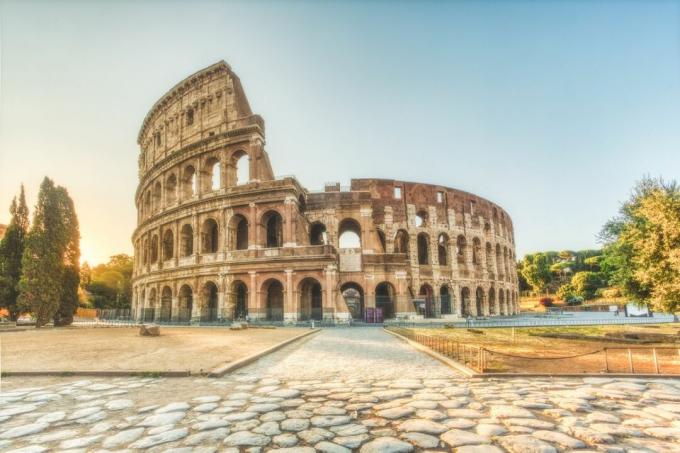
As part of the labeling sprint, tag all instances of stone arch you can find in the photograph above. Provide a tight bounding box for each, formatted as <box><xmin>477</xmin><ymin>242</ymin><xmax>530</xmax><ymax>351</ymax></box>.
<box><xmin>417</xmin><ymin>233</ymin><xmax>430</xmax><ymax>265</ymax></box>
<box><xmin>262</xmin><ymin>279</ymin><xmax>284</xmax><ymax>321</ymax></box>
<box><xmin>160</xmin><ymin>286</ymin><xmax>173</xmax><ymax>322</ymax></box>
<box><xmin>228</xmin><ymin>214</ymin><xmax>249</xmax><ymax>250</ymax></box>
<box><xmin>472</xmin><ymin>237</ymin><xmax>482</xmax><ymax>268</ymax></box>
<box><xmin>460</xmin><ymin>287</ymin><xmax>471</xmax><ymax>317</ymax></box>
<box><xmin>231</xmin><ymin>149</ymin><xmax>250</xmax><ymax>186</ymax></box>
<box><xmin>438</xmin><ymin>233</ymin><xmax>449</xmax><ymax>266</ymax></box>
<box><xmin>340</xmin><ymin>282</ymin><xmax>364</xmax><ymax>320</ymax></box>
<box><xmin>375</xmin><ymin>281</ymin><xmax>396</xmax><ymax>320</ymax></box>
<box><xmin>338</xmin><ymin>218</ymin><xmax>362</xmax><ymax>249</ymax></box>
<box><xmin>201</xmin><ymin>281</ymin><xmax>219</xmax><ymax>322</ymax></box>
<box><xmin>181</xmin><ymin>165</ymin><xmax>197</xmax><ymax>198</ymax></box>
<box><xmin>178</xmin><ymin>284</ymin><xmax>193</xmax><ymax>322</ymax></box>
<box><xmin>152</xmin><ymin>181</ymin><xmax>162</xmax><ymax>212</ymax></box>
<box><xmin>418</xmin><ymin>283</ymin><xmax>435</xmax><ymax>318</ymax></box>
<box><xmin>147</xmin><ymin>287</ymin><xmax>157</xmax><ymax>321</ymax></box>
<box><xmin>440</xmin><ymin>285</ymin><xmax>452</xmax><ymax>315</ymax></box>
<box><xmin>456</xmin><ymin>235</ymin><xmax>467</xmax><ymax>264</ymax></box>
<box><xmin>202</xmin><ymin>156</ymin><xmax>221</xmax><ymax>192</ymax></box>
<box><xmin>165</xmin><ymin>173</ymin><xmax>178</xmax><ymax>206</ymax></box>
<box><xmin>162</xmin><ymin>229</ymin><xmax>174</xmax><ymax>261</ymax></box>
<box><xmin>476</xmin><ymin>287</ymin><xmax>486</xmax><ymax>316</ymax></box>
<box><xmin>150</xmin><ymin>234</ymin><xmax>159</xmax><ymax>263</ymax></box>
<box><xmin>394</xmin><ymin>229</ymin><xmax>410</xmax><ymax>255</ymax></box>
<box><xmin>231</xmin><ymin>280</ymin><xmax>248</xmax><ymax>320</ymax></box>
<box><xmin>180</xmin><ymin>223</ymin><xmax>193</xmax><ymax>257</ymax></box>
<box><xmin>310</xmin><ymin>222</ymin><xmax>327</xmax><ymax>246</ymax></box>
<box><xmin>488</xmin><ymin>287</ymin><xmax>497</xmax><ymax>315</ymax></box>
<box><xmin>261</xmin><ymin>210</ymin><xmax>283</xmax><ymax>248</ymax></box>
<box><xmin>201</xmin><ymin>218</ymin><xmax>219</xmax><ymax>253</ymax></box>
<box><xmin>298</xmin><ymin>277</ymin><xmax>323</xmax><ymax>321</ymax></box>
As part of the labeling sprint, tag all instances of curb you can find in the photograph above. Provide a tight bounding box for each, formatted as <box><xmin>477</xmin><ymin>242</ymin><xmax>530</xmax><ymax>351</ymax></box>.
<box><xmin>207</xmin><ymin>328</ymin><xmax>321</xmax><ymax>377</ymax></box>
<box><xmin>1</xmin><ymin>370</ymin><xmax>191</xmax><ymax>377</ymax></box>
<box><xmin>383</xmin><ymin>328</ymin><xmax>478</xmax><ymax>377</ymax></box>
<box><xmin>473</xmin><ymin>373</ymin><xmax>680</xmax><ymax>379</ymax></box>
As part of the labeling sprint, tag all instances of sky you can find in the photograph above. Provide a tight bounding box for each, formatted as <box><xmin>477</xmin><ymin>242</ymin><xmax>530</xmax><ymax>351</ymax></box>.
<box><xmin>1</xmin><ymin>0</ymin><xmax>679</xmax><ymax>265</ymax></box>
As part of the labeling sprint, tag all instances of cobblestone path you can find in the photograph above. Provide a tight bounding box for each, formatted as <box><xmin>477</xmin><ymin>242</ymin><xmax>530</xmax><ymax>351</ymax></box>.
<box><xmin>1</xmin><ymin>328</ymin><xmax>680</xmax><ymax>452</ymax></box>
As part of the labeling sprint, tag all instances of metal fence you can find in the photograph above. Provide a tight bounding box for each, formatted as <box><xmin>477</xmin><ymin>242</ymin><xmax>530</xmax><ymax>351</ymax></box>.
<box><xmin>388</xmin><ymin>327</ymin><xmax>680</xmax><ymax>375</ymax></box>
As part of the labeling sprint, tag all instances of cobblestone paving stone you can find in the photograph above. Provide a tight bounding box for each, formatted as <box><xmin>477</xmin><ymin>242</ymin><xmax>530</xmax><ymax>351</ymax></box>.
<box><xmin>1</xmin><ymin>328</ymin><xmax>680</xmax><ymax>452</ymax></box>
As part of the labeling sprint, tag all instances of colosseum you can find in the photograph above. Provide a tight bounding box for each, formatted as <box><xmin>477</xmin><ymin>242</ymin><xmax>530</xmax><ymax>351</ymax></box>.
<box><xmin>131</xmin><ymin>61</ymin><xmax>519</xmax><ymax>324</ymax></box>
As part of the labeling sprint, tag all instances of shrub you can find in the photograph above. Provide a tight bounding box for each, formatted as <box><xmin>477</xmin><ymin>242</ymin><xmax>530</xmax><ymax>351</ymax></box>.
<box><xmin>571</xmin><ymin>271</ymin><xmax>602</xmax><ymax>300</ymax></box>
<box><xmin>539</xmin><ymin>297</ymin><xmax>554</xmax><ymax>307</ymax></box>
<box><xmin>565</xmin><ymin>295</ymin><xmax>583</xmax><ymax>305</ymax></box>
<box><xmin>557</xmin><ymin>283</ymin><xmax>575</xmax><ymax>301</ymax></box>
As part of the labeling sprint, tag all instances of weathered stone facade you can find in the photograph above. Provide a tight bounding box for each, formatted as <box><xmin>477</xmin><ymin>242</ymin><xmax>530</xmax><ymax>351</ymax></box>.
<box><xmin>131</xmin><ymin>61</ymin><xmax>519</xmax><ymax>323</ymax></box>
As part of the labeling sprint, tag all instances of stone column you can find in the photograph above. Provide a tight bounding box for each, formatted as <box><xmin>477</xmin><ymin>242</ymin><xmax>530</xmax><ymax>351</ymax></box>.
<box><xmin>284</xmin><ymin>269</ymin><xmax>295</xmax><ymax>323</ymax></box>
<box><xmin>249</xmin><ymin>271</ymin><xmax>258</xmax><ymax>319</ymax></box>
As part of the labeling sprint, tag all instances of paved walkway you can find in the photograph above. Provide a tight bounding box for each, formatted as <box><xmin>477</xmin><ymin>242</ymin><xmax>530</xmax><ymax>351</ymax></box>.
<box><xmin>2</xmin><ymin>328</ymin><xmax>680</xmax><ymax>452</ymax></box>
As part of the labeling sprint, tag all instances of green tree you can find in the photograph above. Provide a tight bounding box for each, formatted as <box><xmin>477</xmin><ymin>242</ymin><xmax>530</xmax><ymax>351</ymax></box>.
<box><xmin>571</xmin><ymin>271</ymin><xmax>601</xmax><ymax>300</ymax></box>
<box><xmin>520</xmin><ymin>253</ymin><xmax>552</xmax><ymax>293</ymax></box>
<box><xmin>85</xmin><ymin>254</ymin><xmax>133</xmax><ymax>309</ymax></box>
<box><xmin>601</xmin><ymin>177</ymin><xmax>680</xmax><ymax>311</ymax></box>
<box><xmin>0</xmin><ymin>185</ymin><xmax>29</xmax><ymax>320</ymax></box>
<box><xmin>18</xmin><ymin>178</ymin><xmax>81</xmax><ymax>327</ymax></box>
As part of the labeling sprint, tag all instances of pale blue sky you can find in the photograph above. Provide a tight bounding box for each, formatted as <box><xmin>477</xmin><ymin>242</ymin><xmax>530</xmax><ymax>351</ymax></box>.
<box><xmin>1</xmin><ymin>0</ymin><xmax>679</xmax><ymax>264</ymax></box>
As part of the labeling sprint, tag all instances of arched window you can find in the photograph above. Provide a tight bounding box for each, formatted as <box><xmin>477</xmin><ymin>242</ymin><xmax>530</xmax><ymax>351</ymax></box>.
<box><xmin>472</xmin><ymin>238</ymin><xmax>482</xmax><ymax>267</ymax></box>
<box><xmin>152</xmin><ymin>181</ymin><xmax>162</xmax><ymax>212</ymax></box>
<box><xmin>228</xmin><ymin>214</ymin><xmax>249</xmax><ymax>250</ymax></box>
<box><xmin>150</xmin><ymin>234</ymin><xmax>159</xmax><ymax>263</ymax></box>
<box><xmin>417</xmin><ymin>233</ymin><xmax>429</xmax><ymax>265</ymax></box>
<box><xmin>165</xmin><ymin>174</ymin><xmax>177</xmax><ymax>206</ymax></box>
<box><xmin>310</xmin><ymin>222</ymin><xmax>327</xmax><ymax>246</ymax></box>
<box><xmin>232</xmin><ymin>281</ymin><xmax>248</xmax><ymax>319</ymax></box>
<box><xmin>178</xmin><ymin>285</ymin><xmax>193</xmax><ymax>322</ymax></box>
<box><xmin>488</xmin><ymin>288</ymin><xmax>496</xmax><ymax>315</ymax></box>
<box><xmin>201</xmin><ymin>218</ymin><xmax>219</xmax><ymax>253</ymax></box>
<box><xmin>180</xmin><ymin>224</ymin><xmax>193</xmax><ymax>257</ymax></box>
<box><xmin>456</xmin><ymin>235</ymin><xmax>467</xmax><ymax>264</ymax></box>
<box><xmin>162</xmin><ymin>229</ymin><xmax>173</xmax><ymax>261</ymax></box>
<box><xmin>341</xmin><ymin>282</ymin><xmax>364</xmax><ymax>320</ymax></box>
<box><xmin>262</xmin><ymin>211</ymin><xmax>283</xmax><ymax>248</ymax></box>
<box><xmin>440</xmin><ymin>286</ymin><xmax>452</xmax><ymax>315</ymax></box>
<box><xmin>182</xmin><ymin>165</ymin><xmax>196</xmax><ymax>198</ymax></box>
<box><xmin>210</xmin><ymin>160</ymin><xmax>221</xmax><ymax>191</ymax></box>
<box><xmin>461</xmin><ymin>287</ymin><xmax>471</xmax><ymax>316</ymax></box>
<box><xmin>233</xmin><ymin>151</ymin><xmax>249</xmax><ymax>185</ymax></box>
<box><xmin>299</xmin><ymin>278</ymin><xmax>323</xmax><ymax>321</ymax></box>
<box><xmin>438</xmin><ymin>234</ymin><xmax>449</xmax><ymax>266</ymax></box>
<box><xmin>264</xmin><ymin>279</ymin><xmax>284</xmax><ymax>321</ymax></box>
<box><xmin>142</xmin><ymin>238</ymin><xmax>149</xmax><ymax>264</ymax></box>
<box><xmin>394</xmin><ymin>229</ymin><xmax>409</xmax><ymax>255</ymax></box>
<box><xmin>338</xmin><ymin>219</ymin><xmax>361</xmax><ymax>249</ymax></box>
<box><xmin>415</xmin><ymin>211</ymin><xmax>427</xmax><ymax>228</ymax></box>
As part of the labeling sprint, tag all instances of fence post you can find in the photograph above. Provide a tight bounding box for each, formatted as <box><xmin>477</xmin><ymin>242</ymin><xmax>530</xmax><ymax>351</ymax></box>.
<box><xmin>628</xmin><ymin>348</ymin><xmax>634</xmax><ymax>373</ymax></box>
<box><xmin>604</xmin><ymin>348</ymin><xmax>609</xmax><ymax>373</ymax></box>
<box><xmin>653</xmin><ymin>348</ymin><xmax>659</xmax><ymax>374</ymax></box>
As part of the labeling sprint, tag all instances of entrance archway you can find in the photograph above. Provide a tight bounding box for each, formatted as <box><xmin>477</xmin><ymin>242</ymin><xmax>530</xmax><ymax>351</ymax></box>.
<box><xmin>160</xmin><ymin>286</ymin><xmax>172</xmax><ymax>322</ymax></box>
<box><xmin>418</xmin><ymin>284</ymin><xmax>435</xmax><ymax>318</ymax></box>
<box><xmin>440</xmin><ymin>285</ymin><xmax>452</xmax><ymax>315</ymax></box>
<box><xmin>178</xmin><ymin>285</ymin><xmax>193</xmax><ymax>322</ymax></box>
<box><xmin>201</xmin><ymin>282</ymin><xmax>219</xmax><ymax>322</ymax></box>
<box><xmin>299</xmin><ymin>278</ymin><xmax>322</xmax><ymax>321</ymax></box>
<box><xmin>340</xmin><ymin>282</ymin><xmax>364</xmax><ymax>320</ymax></box>
<box><xmin>232</xmin><ymin>281</ymin><xmax>248</xmax><ymax>320</ymax></box>
<box><xmin>476</xmin><ymin>287</ymin><xmax>485</xmax><ymax>316</ymax></box>
<box><xmin>375</xmin><ymin>282</ymin><xmax>396</xmax><ymax>320</ymax></box>
<box><xmin>264</xmin><ymin>279</ymin><xmax>284</xmax><ymax>321</ymax></box>
<box><xmin>461</xmin><ymin>287</ymin><xmax>471</xmax><ymax>317</ymax></box>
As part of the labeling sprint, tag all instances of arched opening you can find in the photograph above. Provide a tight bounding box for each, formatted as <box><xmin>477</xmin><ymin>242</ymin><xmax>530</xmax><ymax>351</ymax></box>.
<box><xmin>461</xmin><ymin>287</ymin><xmax>471</xmax><ymax>317</ymax></box>
<box><xmin>146</xmin><ymin>288</ymin><xmax>157</xmax><ymax>322</ymax></box>
<box><xmin>142</xmin><ymin>238</ymin><xmax>149</xmax><ymax>264</ymax></box>
<box><xmin>201</xmin><ymin>157</ymin><xmax>220</xmax><ymax>193</ymax></box>
<box><xmin>201</xmin><ymin>218</ymin><xmax>219</xmax><ymax>253</ymax></box>
<box><xmin>264</xmin><ymin>279</ymin><xmax>284</xmax><ymax>321</ymax></box>
<box><xmin>178</xmin><ymin>285</ymin><xmax>193</xmax><ymax>322</ymax></box>
<box><xmin>338</xmin><ymin>218</ymin><xmax>361</xmax><ymax>249</ymax></box>
<box><xmin>162</xmin><ymin>229</ymin><xmax>174</xmax><ymax>261</ymax></box>
<box><xmin>377</xmin><ymin>229</ymin><xmax>386</xmax><ymax>253</ymax></box>
<box><xmin>476</xmin><ymin>287</ymin><xmax>485</xmax><ymax>316</ymax></box>
<box><xmin>418</xmin><ymin>284</ymin><xmax>435</xmax><ymax>318</ymax></box>
<box><xmin>165</xmin><ymin>174</ymin><xmax>177</xmax><ymax>206</ymax></box>
<box><xmin>375</xmin><ymin>282</ymin><xmax>396</xmax><ymax>320</ymax></box>
<box><xmin>415</xmin><ymin>210</ymin><xmax>428</xmax><ymax>227</ymax></box>
<box><xmin>152</xmin><ymin>181</ymin><xmax>162</xmax><ymax>212</ymax></box>
<box><xmin>234</xmin><ymin>151</ymin><xmax>249</xmax><ymax>185</ymax></box>
<box><xmin>486</xmin><ymin>242</ymin><xmax>494</xmax><ymax>275</ymax></box>
<box><xmin>228</xmin><ymin>214</ymin><xmax>249</xmax><ymax>250</ymax></box>
<box><xmin>201</xmin><ymin>282</ymin><xmax>219</xmax><ymax>322</ymax></box>
<box><xmin>310</xmin><ymin>222</ymin><xmax>327</xmax><ymax>246</ymax></box>
<box><xmin>150</xmin><ymin>234</ymin><xmax>159</xmax><ymax>263</ymax></box>
<box><xmin>417</xmin><ymin>233</ymin><xmax>429</xmax><ymax>265</ymax></box>
<box><xmin>180</xmin><ymin>224</ymin><xmax>193</xmax><ymax>257</ymax></box>
<box><xmin>299</xmin><ymin>278</ymin><xmax>323</xmax><ymax>321</ymax></box>
<box><xmin>488</xmin><ymin>288</ymin><xmax>497</xmax><ymax>315</ymax></box>
<box><xmin>341</xmin><ymin>282</ymin><xmax>364</xmax><ymax>320</ymax></box>
<box><xmin>496</xmin><ymin>244</ymin><xmax>503</xmax><ymax>277</ymax></box>
<box><xmin>232</xmin><ymin>281</ymin><xmax>248</xmax><ymax>320</ymax></box>
<box><xmin>472</xmin><ymin>238</ymin><xmax>482</xmax><ymax>267</ymax></box>
<box><xmin>261</xmin><ymin>211</ymin><xmax>283</xmax><ymax>248</ymax></box>
<box><xmin>457</xmin><ymin>235</ymin><xmax>467</xmax><ymax>264</ymax></box>
<box><xmin>440</xmin><ymin>285</ymin><xmax>452</xmax><ymax>315</ymax></box>
<box><xmin>144</xmin><ymin>191</ymin><xmax>151</xmax><ymax>218</ymax></box>
<box><xmin>160</xmin><ymin>286</ymin><xmax>172</xmax><ymax>322</ymax></box>
<box><xmin>499</xmin><ymin>289</ymin><xmax>506</xmax><ymax>315</ymax></box>
<box><xmin>394</xmin><ymin>229</ymin><xmax>410</xmax><ymax>255</ymax></box>
<box><xmin>438</xmin><ymin>234</ymin><xmax>449</xmax><ymax>266</ymax></box>
<box><xmin>182</xmin><ymin>165</ymin><xmax>197</xmax><ymax>198</ymax></box>
<box><xmin>503</xmin><ymin>247</ymin><xmax>509</xmax><ymax>276</ymax></box>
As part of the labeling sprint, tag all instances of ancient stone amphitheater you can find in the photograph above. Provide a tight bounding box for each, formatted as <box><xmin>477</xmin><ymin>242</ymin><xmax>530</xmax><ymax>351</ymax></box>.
<box><xmin>131</xmin><ymin>61</ymin><xmax>519</xmax><ymax>324</ymax></box>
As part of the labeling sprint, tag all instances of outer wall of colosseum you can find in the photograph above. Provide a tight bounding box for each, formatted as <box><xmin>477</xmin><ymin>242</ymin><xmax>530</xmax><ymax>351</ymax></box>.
<box><xmin>131</xmin><ymin>61</ymin><xmax>519</xmax><ymax>324</ymax></box>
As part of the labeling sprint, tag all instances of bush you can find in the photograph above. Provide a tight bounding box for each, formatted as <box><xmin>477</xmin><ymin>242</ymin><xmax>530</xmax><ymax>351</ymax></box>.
<box><xmin>539</xmin><ymin>297</ymin><xmax>554</xmax><ymax>307</ymax></box>
<box><xmin>565</xmin><ymin>295</ymin><xmax>583</xmax><ymax>305</ymax></box>
<box><xmin>557</xmin><ymin>283</ymin><xmax>575</xmax><ymax>301</ymax></box>
<box><xmin>571</xmin><ymin>271</ymin><xmax>602</xmax><ymax>300</ymax></box>
<box><xmin>601</xmin><ymin>287</ymin><xmax>622</xmax><ymax>298</ymax></box>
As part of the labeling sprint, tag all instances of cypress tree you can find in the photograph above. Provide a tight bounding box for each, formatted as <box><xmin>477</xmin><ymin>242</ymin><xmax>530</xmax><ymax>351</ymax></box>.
<box><xmin>54</xmin><ymin>186</ymin><xmax>81</xmax><ymax>326</ymax></box>
<box><xmin>0</xmin><ymin>185</ymin><xmax>29</xmax><ymax>320</ymax></box>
